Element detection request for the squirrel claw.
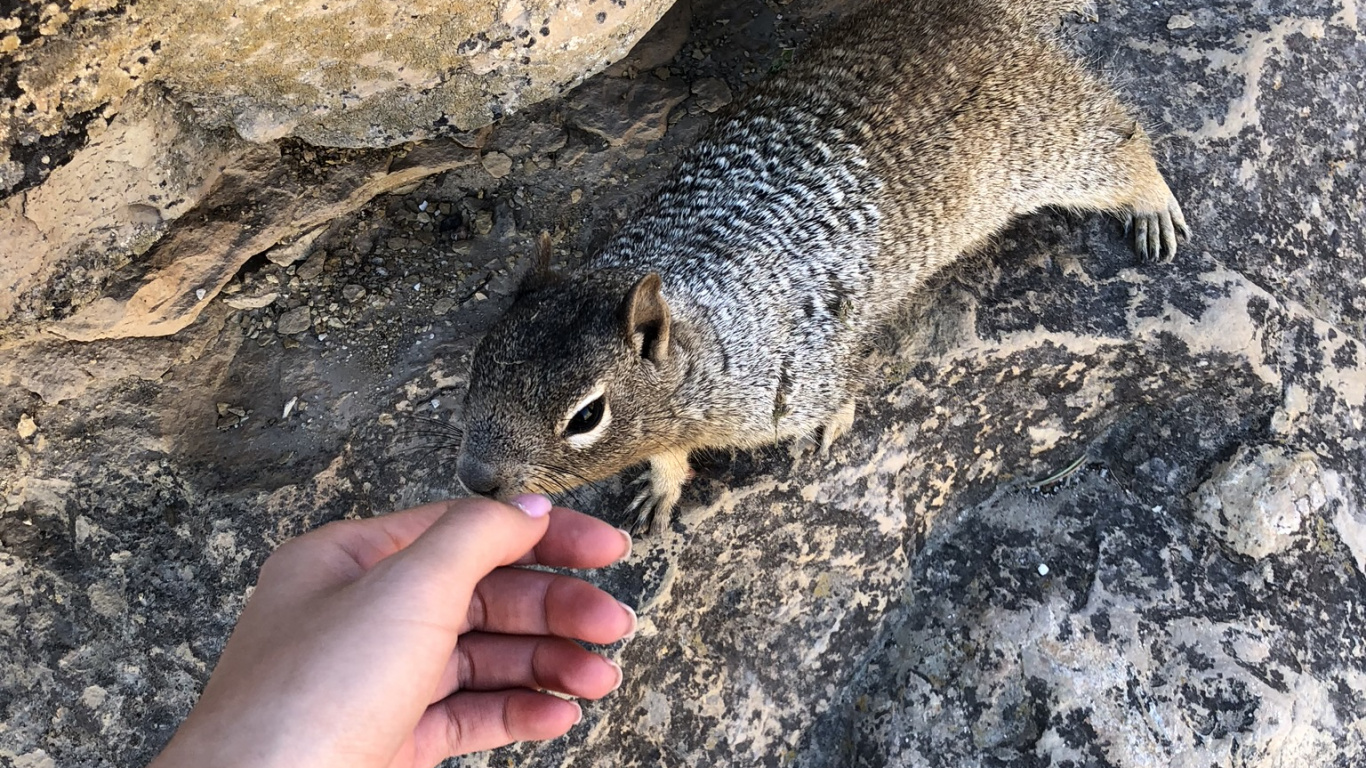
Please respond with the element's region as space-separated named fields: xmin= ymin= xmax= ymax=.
xmin=1127 ymin=196 xmax=1190 ymax=263
xmin=627 ymin=485 xmax=681 ymax=536
xmin=789 ymin=434 xmax=819 ymax=460
xmin=626 ymin=489 xmax=651 ymax=533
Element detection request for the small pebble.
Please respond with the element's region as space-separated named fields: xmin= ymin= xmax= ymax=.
xmin=473 ymin=210 xmax=494 ymax=236
xmin=1037 ymin=563 xmax=1050 ymax=577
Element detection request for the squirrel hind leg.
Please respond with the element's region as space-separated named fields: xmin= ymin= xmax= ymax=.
xmin=1124 ymin=193 xmax=1191 ymax=263
xmin=1109 ymin=131 xmax=1191 ymax=261
xmin=628 ymin=449 xmax=691 ymax=535
xmin=1034 ymin=107 xmax=1193 ymax=261
xmin=1055 ymin=147 xmax=1193 ymax=261
xmin=1107 ymin=143 xmax=1193 ymax=262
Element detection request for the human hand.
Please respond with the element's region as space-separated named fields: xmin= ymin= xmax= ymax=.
xmin=150 ymin=495 xmax=636 ymax=768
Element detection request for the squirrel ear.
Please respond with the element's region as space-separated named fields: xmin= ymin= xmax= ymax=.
xmin=533 ymin=230 xmax=553 ymax=275
xmin=620 ymin=273 xmax=671 ymax=363
xmin=516 ymin=231 xmax=559 ymax=294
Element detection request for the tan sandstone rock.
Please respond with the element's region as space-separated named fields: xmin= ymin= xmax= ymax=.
xmin=0 ymin=0 xmax=675 ymax=338
xmin=4 ymin=0 xmax=675 ymax=152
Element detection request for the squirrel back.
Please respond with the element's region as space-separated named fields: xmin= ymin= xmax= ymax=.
xmin=457 ymin=0 xmax=1188 ymax=531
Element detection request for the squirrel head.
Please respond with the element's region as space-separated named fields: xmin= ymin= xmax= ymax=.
xmin=456 ymin=269 xmax=685 ymax=499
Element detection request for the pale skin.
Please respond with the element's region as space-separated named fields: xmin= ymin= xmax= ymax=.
xmin=150 ymin=495 xmax=636 ymax=768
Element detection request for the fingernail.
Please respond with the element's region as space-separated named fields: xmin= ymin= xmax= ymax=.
xmin=608 ymin=659 xmax=624 ymax=693
xmin=572 ymin=701 xmax=583 ymax=725
xmin=615 ymin=528 xmax=633 ymax=561
xmin=512 ymin=493 xmax=551 ymax=518
xmin=618 ymin=601 xmax=638 ymax=639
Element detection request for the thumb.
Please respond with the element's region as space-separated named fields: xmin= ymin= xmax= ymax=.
xmin=382 ymin=494 xmax=553 ymax=593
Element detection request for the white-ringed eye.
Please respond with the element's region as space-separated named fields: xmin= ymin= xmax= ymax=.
xmin=562 ymin=384 xmax=610 ymax=448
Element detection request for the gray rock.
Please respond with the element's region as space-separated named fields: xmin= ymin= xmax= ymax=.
xmin=1192 ymin=445 xmax=1330 ymax=559
xmin=275 ymin=306 xmax=312 ymax=335
xmin=691 ymin=77 xmax=734 ymax=113
xmin=1168 ymin=13 xmax=1198 ymax=29
xmin=481 ymin=151 xmax=515 ymax=180
xmin=16 ymin=414 xmax=38 ymax=440
xmin=473 ymin=209 xmax=495 ymax=236
xmin=567 ymin=76 xmax=690 ymax=146
xmin=432 ymin=296 xmax=456 ymax=316
xmin=492 ymin=122 xmax=570 ymax=159
xmin=604 ymin=1 xmax=693 ymax=78
xmin=295 ymin=249 xmax=328 ymax=282
xmin=0 ymin=0 xmax=674 ymax=338
xmin=5 ymin=136 xmax=479 ymax=341
xmin=223 ymin=292 xmax=279 ymax=311
xmin=266 ymin=226 xmax=327 ymax=268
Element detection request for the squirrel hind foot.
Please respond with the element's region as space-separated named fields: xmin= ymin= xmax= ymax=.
xmin=1124 ymin=195 xmax=1191 ymax=263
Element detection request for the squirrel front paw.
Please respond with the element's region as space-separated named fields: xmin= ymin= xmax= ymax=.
xmin=818 ymin=399 xmax=857 ymax=455
xmin=627 ymin=450 xmax=691 ymax=535
xmin=789 ymin=399 xmax=858 ymax=459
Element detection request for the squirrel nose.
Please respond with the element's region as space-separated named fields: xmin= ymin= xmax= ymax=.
xmin=457 ymin=456 xmax=503 ymax=498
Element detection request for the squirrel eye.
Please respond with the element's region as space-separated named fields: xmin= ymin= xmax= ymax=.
xmin=565 ymin=396 xmax=605 ymax=436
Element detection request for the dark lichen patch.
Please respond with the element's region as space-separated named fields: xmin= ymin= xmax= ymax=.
xmin=2 ymin=104 xmax=98 ymax=195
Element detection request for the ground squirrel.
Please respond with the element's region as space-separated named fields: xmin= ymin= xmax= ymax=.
xmin=455 ymin=0 xmax=1190 ymax=532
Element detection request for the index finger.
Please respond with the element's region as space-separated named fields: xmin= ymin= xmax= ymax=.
xmin=513 ymin=506 xmax=632 ymax=569
xmin=314 ymin=500 xmax=630 ymax=574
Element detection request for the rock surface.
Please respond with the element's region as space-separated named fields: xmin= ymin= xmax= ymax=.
xmin=3 ymin=0 xmax=674 ymax=154
xmin=0 ymin=0 xmax=674 ymax=336
xmin=3 ymin=1 xmax=1366 ymax=767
